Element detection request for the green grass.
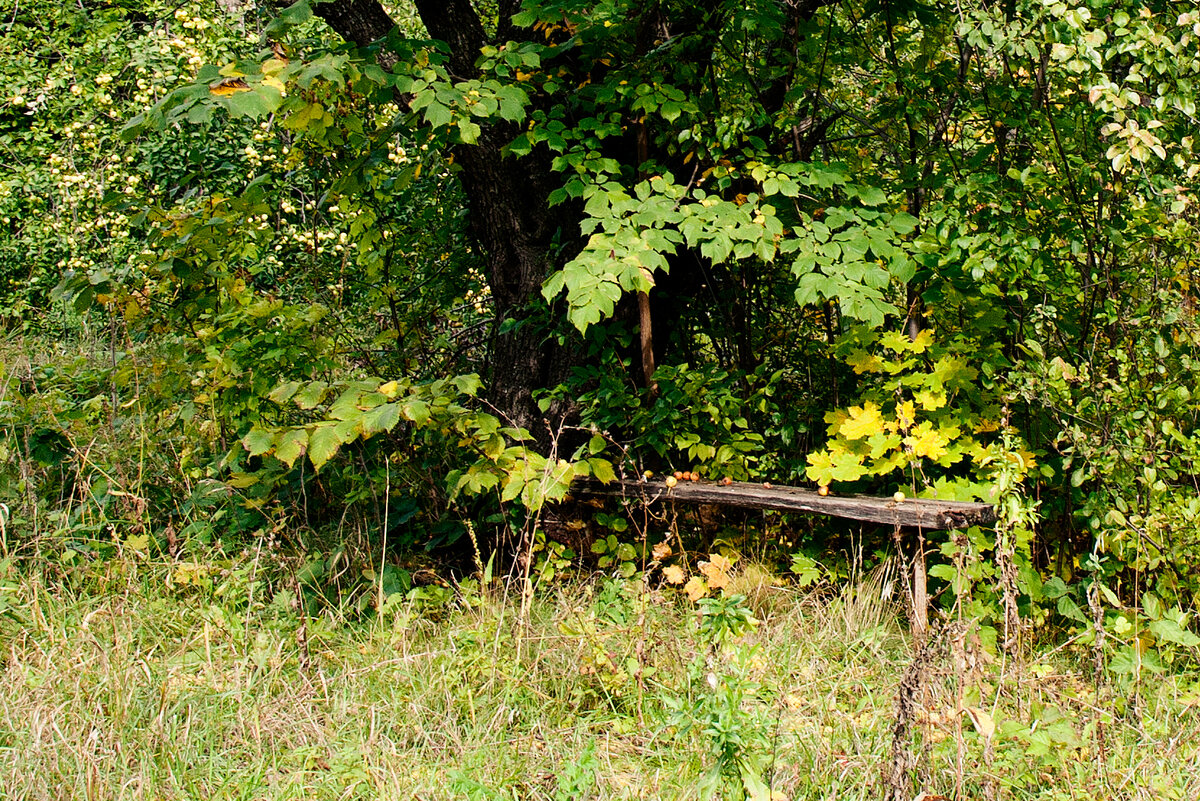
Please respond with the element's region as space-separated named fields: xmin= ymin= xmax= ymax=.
xmin=0 ymin=554 xmax=1198 ymax=800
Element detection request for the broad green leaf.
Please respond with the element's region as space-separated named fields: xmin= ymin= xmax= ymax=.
xmin=308 ymin=426 xmax=342 ymax=470
xmin=361 ymin=402 xmax=401 ymax=436
xmin=268 ymin=381 xmax=302 ymax=404
xmin=587 ymin=458 xmax=617 ymax=484
xmin=274 ymin=428 xmax=308 ymax=467
xmin=294 ymin=381 xmax=328 ymax=410
xmin=242 ymin=426 xmax=274 ymax=457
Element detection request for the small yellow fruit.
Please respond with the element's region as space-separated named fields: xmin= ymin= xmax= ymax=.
xmin=818 ymin=485 xmax=829 ymax=497
xmin=643 ymin=470 xmax=653 ymax=479
xmin=893 ymin=491 xmax=906 ymax=503
xmin=665 ymin=475 xmax=678 ymax=488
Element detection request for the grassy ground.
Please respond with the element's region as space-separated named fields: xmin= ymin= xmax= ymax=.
xmin=0 ymin=553 xmax=1198 ymax=801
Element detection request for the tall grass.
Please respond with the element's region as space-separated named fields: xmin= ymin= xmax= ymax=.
xmin=0 ymin=554 xmax=1198 ymax=800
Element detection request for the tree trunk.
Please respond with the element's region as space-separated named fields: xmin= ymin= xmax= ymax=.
xmin=312 ymin=0 xmax=576 ymax=436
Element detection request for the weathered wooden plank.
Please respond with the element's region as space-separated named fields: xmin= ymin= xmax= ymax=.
xmin=571 ymin=478 xmax=995 ymax=530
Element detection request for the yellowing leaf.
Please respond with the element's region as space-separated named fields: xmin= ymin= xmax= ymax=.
xmin=663 ymin=564 xmax=686 ymax=584
xmin=379 ymin=380 xmax=400 ymax=398
xmin=652 ymin=541 xmax=672 ymax=561
xmin=973 ymin=418 xmax=1000 ymax=433
xmin=904 ymin=422 xmax=949 ymax=460
xmin=242 ymin=426 xmax=274 ymax=457
xmin=587 ymin=458 xmax=617 ymax=484
xmin=1003 ymin=447 xmax=1037 ymax=472
xmin=846 ymin=350 xmax=883 ymax=374
xmin=829 ymin=448 xmax=867 ymax=481
xmin=895 ymin=400 xmax=916 ymax=429
xmin=823 ymin=408 xmax=849 ymax=436
xmin=909 ymin=329 xmax=934 ymax=353
xmin=867 ymin=431 xmax=901 ymax=460
xmin=929 ymin=355 xmax=977 ymax=389
xmin=914 ymin=389 xmax=947 ymax=410
xmin=879 ymin=330 xmax=911 ymax=353
xmin=274 ymin=428 xmax=308 ymax=467
xmin=964 ymin=706 xmax=996 ymax=740
xmin=805 ymin=450 xmax=835 ymax=486
xmin=308 ymin=425 xmax=343 ymax=470
xmin=209 ymin=78 xmax=249 ymax=96
xmin=684 ymin=576 xmax=708 ymax=601
xmin=839 ymin=402 xmax=885 ymax=440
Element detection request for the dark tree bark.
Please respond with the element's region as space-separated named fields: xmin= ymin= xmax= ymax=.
xmin=313 ymin=0 xmax=577 ymax=437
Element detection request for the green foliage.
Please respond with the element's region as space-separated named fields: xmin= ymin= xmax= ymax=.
xmin=558 ymin=362 xmax=776 ymax=480
xmin=667 ymin=593 xmax=771 ymax=801
xmin=7 ymin=0 xmax=1200 ymax=639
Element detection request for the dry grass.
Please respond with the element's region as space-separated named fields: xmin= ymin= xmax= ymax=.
xmin=0 ymin=555 xmax=1198 ymax=800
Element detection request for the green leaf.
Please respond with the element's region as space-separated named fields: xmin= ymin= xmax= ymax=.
xmin=276 ymin=0 xmax=312 ymax=25
xmin=856 ymin=185 xmax=887 ymax=206
xmin=274 ymin=428 xmax=308 ymax=467
xmin=1149 ymin=618 xmax=1200 ymax=647
xmin=242 ymin=426 xmax=274 ymax=457
xmin=425 ymin=100 xmax=453 ymax=129
xmin=457 ymin=119 xmax=481 ymax=143
xmin=402 ymin=399 xmax=431 ymax=426
xmin=1057 ymin=595 xmax=1088 ymax=623
xmin=890 ymin=211 xmax=919 ymax=234
xmin=224 ymin=86 xmax=283 ymax=119
xmin=1042 ymin=576 xmax=1069 ymax=599
xmin=587 ymin=458 xmax=617 ymax=484
xmin=308 ymin=425 xmax=342 ymax=470
xmin=294 ymin=381 xmax=329 ymax=410
xmin=361 ymin=402 xmax=401 ymax=437
xmin=268 ymin=381 xmax=302 ymax=404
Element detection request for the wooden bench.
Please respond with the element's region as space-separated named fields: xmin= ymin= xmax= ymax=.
xmin=572 ymin=477 xmax=996 ymax=636
xmin=572 ymin=477 xmax=995 ymax=530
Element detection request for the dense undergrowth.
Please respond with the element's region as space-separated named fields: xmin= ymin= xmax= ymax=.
xmin=5 ymin=326 xmax=1200 ymax=800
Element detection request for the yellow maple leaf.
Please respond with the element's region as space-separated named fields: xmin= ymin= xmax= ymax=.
xmin=805 ymin=450 xmax=835 ymax=485
xmin=909 ymin=329 xmax=934 ymax=353
xmin=684 ymin=576 xmax=709 ymax=601
xmin=662 ymin=564 xmax=686 ymax=584
xmin=914 ymin=389 xmax=947 ymax=410
xmin=839 ymin=402 xmax=885 ymax=440
xmin=708 ymin=553 xmax=733 ymax=572
xmin=895 ymin=400 xmax=916 ymax=430
xmin=824 ymin=408 xmax=849 ymax=436
xmin=846 ymin=350 xmax=883 ymax=374
xmin=904 ymin=422 xmax=949 ymax=460
xmin=1003 ymin=447 xmax=1037 ymax=471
